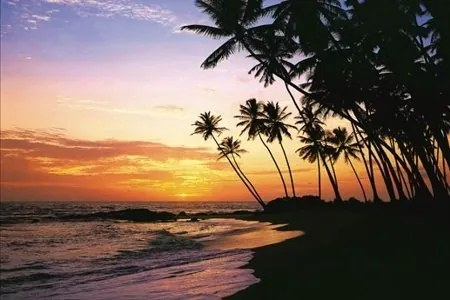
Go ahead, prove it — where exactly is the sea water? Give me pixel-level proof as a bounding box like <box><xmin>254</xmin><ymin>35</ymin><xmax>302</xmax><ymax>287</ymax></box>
<box><xmin>0</xmin><ymin>201</ymin><xmax>264</xmax><ymax>299</ymax></box>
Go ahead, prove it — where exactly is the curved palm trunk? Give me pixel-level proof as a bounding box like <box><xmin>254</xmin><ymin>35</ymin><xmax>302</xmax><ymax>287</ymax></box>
<box><xmin>443</xmin><ymin>154</ymin><xmax>447</xmax><ymax>192</ymax></box>
<box><xmin>416</xmin><ymin>146</ymin><xmax>449</xmax><ymax>201</ymax></box>
<box><xmin>348</xmin><ymin>159</ymin><xmax>367</xmax><ymax>202</ymax></box>
<box><xmin>284</xmin><ymin>83</ymin><xmax>304</xmax><ymax>121</ymax></box>
<box><xmin>211</xmin><ymin>135</ymin><xmax>264</xmax><ymax>208</ymax></box>
<box><xmin>231</xmin><ymin>153</ymin><xmax>265</xmax><ymax>207</ymax></box>
<box><xmin>317</xmin><ymin>156</ymin><xmax>321</xmax><ymax>200</ymax></box>
<box><xmin>352</xmin><ymin>124</ymin><xmax>381</xmax><ymax>202</ymax></box>
<box><xmin>391</xmin><ymin>139</ymin><xmax>413</xmax><ymax>200</ymax></box>
<box><xmin>320</xmin><ymin>153</ymin><xmax>342</xmax><ymax>201</ymax></box>
<box><xmin>383</xmin><ymin>141</ymin><xmax>408</xmax><ymax>199</ymax></box>
<box><xmin>279</xmin><ymin>141</ymin><xmax>296</xmax><ymax>198</ymax></box>
<box><xmin>434</xmin><ymin>128</ymin><xmax>450</xmax><ymax>169</ymax></box>
<box><xmin>329</xmin><ymin>158</ymin><xmax>338</xmax><ymax>187</ymax></box>
<box><xmin>258</xmin><ymin>133</ymin><xmax>289</xmax><ymax>197</ymax></box>
<box><xmin>371</xmin><ymin>143</ymin><xmax>397</xmax><ymax>201</ymax></box>
<box><xmin>397</xmin><ymin>141</ymin><xmax>432</xmax><ymax>199</ymax></box>
<box><xmin>377</xmin><ymin>142</ymin><xmax>407</xmax><ymax>201</ymax></box>
<box><xmin>352</xmin><ymin>110</ymin><xmax>431</xmax><ymax>199</ymax></box>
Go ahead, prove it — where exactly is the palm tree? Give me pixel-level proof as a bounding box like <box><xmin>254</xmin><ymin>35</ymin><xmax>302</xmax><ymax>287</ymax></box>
<box><xmin>235</xmin><ymin>98</ymin><xmax>289</xmax><ymax>197</ymax></box>
<box><xmin>192</xmin><ymin>112</ymin><xmax>264</xmax><ymax>207</ymax></box>
<box><xmin>297</xmin><ymin>126</ymin><xmax>342</xmax><ymax>202</ymax></box>
<box><xmin>181</xmin><ymin>0</ymin><xmax>310</xmax><ymax>97</ymax></box>
<box><xmin>218</xmin><ymin>136</ymin><xmax>265</xmax><ymax>208</ymax></box>
<box><xmin>296</xmin><ymin>126</ymin><xmax>325</xmax><ymax>200</ymax></box>
<box><xmin>328</xmin><ymin>127</ymin><xmax>368</xmax><ymax>202</ymax></box>
<box><xmin>180</xmin><ymin>0</ymin><xmax>265</xmax><ymax>69</ymax></box>
<box><xmin>187</xmin><ymin>1</ymin><xmax>450</xmax><ymax>202</ymax></box>
<box><xmin>262</xmin><ymin>101</ymin><xmax>297</xmax><ymax>198</ymax></box>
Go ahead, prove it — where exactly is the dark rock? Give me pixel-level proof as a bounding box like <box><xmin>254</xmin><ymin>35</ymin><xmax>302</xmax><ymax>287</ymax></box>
<box><xmin>189</xmin><ymin>217</ymin><xmax>199</xmax><ymax>222</ymax></box>
<box><xmin>63</xmin><ymin>208</ymin><xmax>176</xmax><ymax>222</ymax></box>
<box><xmin>230</xmin><ymin>210</ymin><xmax>253</xmax><ymax>215</ymax></box>
<box><xmin>265</xmin><ymin>195</ymin><xmax>324</xmax><ymax>213</ymax></box>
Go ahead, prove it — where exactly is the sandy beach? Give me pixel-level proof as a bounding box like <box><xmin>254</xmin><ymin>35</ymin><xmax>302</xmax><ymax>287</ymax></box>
<box><xmin>227</xmin><ymin>207</ymin><xmax>450</xmax><ymax>299</ymax></box>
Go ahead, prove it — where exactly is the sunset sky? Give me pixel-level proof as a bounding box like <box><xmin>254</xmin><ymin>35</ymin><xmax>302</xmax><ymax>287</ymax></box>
<box><xmin>1</xmin><ymin>0</ymin><xmax>381</xmax><ymax>202</ymax></box>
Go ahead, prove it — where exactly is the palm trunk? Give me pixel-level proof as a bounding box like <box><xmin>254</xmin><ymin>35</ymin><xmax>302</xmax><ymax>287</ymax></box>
<box><xmin>401</xmin><ymin>151</ymin><xmax>416</xmax><ymax>198</ymax></box>
<box><xmin>443</xmin><ymin>154</ymin><xmax>447</xmax><ymax>192</ymax></box>
<box><xmin>320</xmin><ymin>153</ymin><xmax>342</xmax><ymax>201</ymax></box>
<box><xmin>317</xmin><ymin>156</ymin><xmax>321</xmax><ymax>200</ymax></box>
<box><xmin>348</xmin><ymin>159</ymin><xmax>367</xmax><ymax>202</ymax></box>
<box><xmin>284</xmin><ymin>83</ymin><xmax>304</xmax><ymax>121</ymax></box>
<box><xmin>397</xmin><ymin>142</ymin><xmax>433</xmax><ymax>200</ymax></box>
<box><xmin>374</xmin><ymin>142</ymin><xmax>407</xmax><ymax>201</ymax></box>
<box><xmin>367</xmin><ymin>140</ymin><xmax>383</xmax><ymax>202</ymax></box>
<box><xmin>349</xmin><ymin>110</ymin><xmax>431</xmax><ymax>199</ymax></box>
<box><xmin>371</xmin><ymin>142</ymin><xmax>396</xmax><ymax>201</ymax></box>
<box><xmin>231</xmin><ymin>153</ymin><xmax>265</xmax><ymax>206</ymax></box>
<box><xmin>279</xmin><ymin>141</ymin><xmax>296</xmax><ymax>198</ymax></box>
<box><xmin>416</xmin><ymin>146</ymin><xmax>449</xmax><ymax>201</ymax></box>
<box><xmin>391</xmin><ymin>139</ymin><xmax>413</xmax><ymax>200</ymax></box>
<box><xmin>433</xmin><ymin>128</ymin><xmax>450</xmax><ymax>169</ymax></box>
<box><xmin>352</xmin><ymin>124</ymin><xmax>380</xmax><ymax>202</ymax></box>
<box><xmin>329</xmin><ymin>158</ymin><xmax>338</xmax><ymax>186</ymax></box>
<box><xmin>258</xmin><ymin>133</ymin><xmax>289</xmax><ymax>197</ymax></box>
<box><xmin>211</xmin><ymin>135</ymin><xmax>264</xmax><ymax>208</ymax></box>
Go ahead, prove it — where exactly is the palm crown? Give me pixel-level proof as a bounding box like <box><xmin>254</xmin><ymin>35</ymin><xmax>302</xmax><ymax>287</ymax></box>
<box><xmin>181</xmin><ymin>0</ymin><xmax>265</xmax><ymax>69</ymax></box>
<box><xmin>261</xmin><ymin>101</ymin><xmax>296</xmax><ymax>143</ymax></box>
<box><xmin>192</xmin><ymin>112</ymin><xmax>227</xmax><ymax>140</ymax></box>
<box><xmin>218</xmin><ymin>136</ymin><xmax>247</xmax><ymax>160</ymax></box>
<box><xmin>235</xmin><ymin>98</ymin><xmax>264</xmax><ymax>139</ymax></box>
<box><xmin>327</xmin><ymin>127</ymin><xmax>361</xmax><ymax>163</ymax></box>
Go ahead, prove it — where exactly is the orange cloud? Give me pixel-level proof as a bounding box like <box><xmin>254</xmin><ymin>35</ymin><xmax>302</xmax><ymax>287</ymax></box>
<box><xmin>0</xmin><ymin>128</ymin><xmax>232</xmax><ymax>201</ymax></box>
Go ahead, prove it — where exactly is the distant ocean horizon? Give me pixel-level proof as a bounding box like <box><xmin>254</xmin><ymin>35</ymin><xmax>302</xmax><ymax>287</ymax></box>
<box><xmin>0</xmin><ymin>201</ymin><xmax>264</xmax><ymax>299</ymax></box>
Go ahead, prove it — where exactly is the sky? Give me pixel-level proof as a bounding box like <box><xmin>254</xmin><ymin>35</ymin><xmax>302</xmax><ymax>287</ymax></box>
<box><xmin>1</xmin><ymin>0</ymin><xmax>381</xmax><ymax>202</ymax></box>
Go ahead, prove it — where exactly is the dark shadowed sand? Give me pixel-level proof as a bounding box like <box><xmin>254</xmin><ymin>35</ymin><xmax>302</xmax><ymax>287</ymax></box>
<box><xmin>225</xmin><ymin>207</ymin><xmax>450</xmax><ymax>299</ymax></box>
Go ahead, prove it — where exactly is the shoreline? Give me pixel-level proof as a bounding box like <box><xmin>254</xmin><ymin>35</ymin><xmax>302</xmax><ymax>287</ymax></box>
<box><xmin>223</xmin><ymin>207</ymin><xmax>450</xmax><ymax>299</ymax></box>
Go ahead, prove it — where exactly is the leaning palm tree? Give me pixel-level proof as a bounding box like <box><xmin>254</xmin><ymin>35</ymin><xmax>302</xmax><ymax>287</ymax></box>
<box><xmin>180</xmin><ymin>0</ymin><xmax>310</xmax><ymax>97</ymax></box>
<box><xmin>235</xmin><ymin>98</ymin><xmax>289</xmax><ymax>197</ymax></box>
<box><xmin>219</xmin><ymin>136</ymin><xmax>265</xmax><ymax>208</ymax></box>
<box><xmin>180</xmin><ymin>0</ymin><xmax>265</xmax><ymax>69</ymax></box>
<box><xmin>328</xmin><ymin>127</ymin><xmax>368</xmax><ymax>202</ymax></box>
<box><xmin>192</xmin><ymin>112</ymin><xmax>264</xmax><ymax>207</ymax></box>
<box><xmin>262</xmin><ymin>101</ymin><xmax>297</xmax><ymax>197</ymax></box>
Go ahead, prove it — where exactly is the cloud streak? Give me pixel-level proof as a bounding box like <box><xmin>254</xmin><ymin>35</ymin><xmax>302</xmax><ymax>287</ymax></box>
<box><xmin>56</xmin><ymin>97</ymin><xmax>187</xmax><ymax>117</ymax></box>
<box><xmin>1</xmin><ymin>128</ymin><xmax>229</xmax><ymax>201</ymax></box>
<box><xmin>2</xmin><ymin>0</ymin><xmax>177</xmax><ymax>34</ymax></box>
<box><xmin>43</xmin><ymin>0</ymin><xmax>177</xmax><ymax>25</ymax></box>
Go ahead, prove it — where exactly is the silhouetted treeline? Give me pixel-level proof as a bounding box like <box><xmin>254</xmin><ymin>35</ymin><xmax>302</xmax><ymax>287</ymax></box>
<box><xmin>187</xmin><ymin>0</ymin><xmax>449</xmax><ymax>208</ymax></box>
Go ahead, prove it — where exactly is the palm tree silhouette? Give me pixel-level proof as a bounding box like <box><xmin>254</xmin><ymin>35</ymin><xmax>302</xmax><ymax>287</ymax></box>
<box><xmin>180</xmin><ymin>0</ymin><xmax>265</xmax><ymax>69</ymax></box>
<box><xmin>218</xmin><ymin>136</ymin><xmax>265</xmax><ymax>208</ymax></box>
<box><xmin>192</xmin><ymin>112</ymin><xmax>265</xmax><ymax>207</ymax></box>
<box><xmin>297</xmin><ymin>126</ymin><xmax>342</xmax><ymax>202</ymax></box>
<box><xmin>328</xmin><ymin>127</ymin><xmax>367</xmax><ymax>202</ymax></box>
<box><xmin>187</xmin><ymin>1</ymin><xmax>450</xmax><ymax>202</ymax></box>
<box><xmin>262</xmin><ymin>101</ymin><xmax>297</xmax><ymax>198</ymax></box>
<box><xmin>235</xmin><ymin>98</ymin><xmax>289</xmax><ymax>197</ymax></box>
<box><xmin>181</xmin><ymin>0</ymin><xmax>310</xmax><ymax>96</ymax></box>
<box><xmin>296</xmin><ymin>126</ymin><xmax>325</xmax><ymax>200</ymax></box>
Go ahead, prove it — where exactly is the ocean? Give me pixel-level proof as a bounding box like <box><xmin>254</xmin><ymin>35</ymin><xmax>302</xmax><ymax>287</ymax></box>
<box><xmin>0</xmin><ymin>201</ymin><xmax>268</xmax><ymax>299</ymax></box>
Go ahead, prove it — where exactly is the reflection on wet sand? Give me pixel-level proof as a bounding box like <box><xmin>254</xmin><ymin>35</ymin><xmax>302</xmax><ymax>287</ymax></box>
<box><xmin>203</xmin><ymin>220</ymin><xmax>303</xmax><ymax>251</ymax></box>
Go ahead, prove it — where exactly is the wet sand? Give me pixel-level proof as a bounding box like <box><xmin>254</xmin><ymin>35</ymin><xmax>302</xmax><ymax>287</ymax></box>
<box><xmin>203</xmin><ymin>219</ymin><xmax>302</xmax><ymax>251</ymax></box>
